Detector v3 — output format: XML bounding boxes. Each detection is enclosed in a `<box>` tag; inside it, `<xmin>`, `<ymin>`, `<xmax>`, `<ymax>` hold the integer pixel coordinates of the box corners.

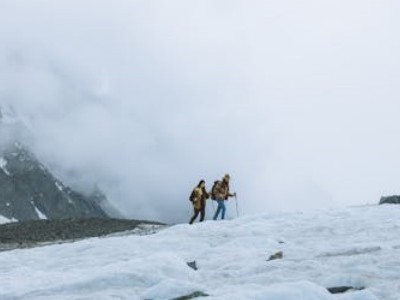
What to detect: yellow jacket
<box><xmin>192</xmin><ymin>187</ymin><xmax>203</xmax><ymax>210</ymax></box>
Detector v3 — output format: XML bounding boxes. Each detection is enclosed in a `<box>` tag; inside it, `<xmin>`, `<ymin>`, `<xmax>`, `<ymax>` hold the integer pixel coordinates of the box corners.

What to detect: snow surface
<box><xmin>0</xmin><ymin>157</ymin><xmax>10</xmax><ymax>176</ymax></box>
<box><xmin>1</xmin><ymin>205</ymin><xmax>400</xmax><ymax>299</ymax></box>
<box><xmin>55</xmin><ymin>182</ymin><xmax>63</xmax><ymax>192</ymax></box>
<box><xmin>0</xmin><ymin>215</ymin><xmax>17</xmax><ymax>224</ymax></box>
<box><xmin>34</xmin><ymin>206</ymin><xmax>48</xmax><ymax>220</ymax></box>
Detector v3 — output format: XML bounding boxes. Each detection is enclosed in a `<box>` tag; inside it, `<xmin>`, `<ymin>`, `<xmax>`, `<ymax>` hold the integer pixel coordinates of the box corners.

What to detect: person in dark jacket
<box><xmin>212</xmin><ymin>174</ymin><xmax>236</xmax><ymax>220</ymax></box>
<box><xmin>189</xmin><ymin>180</ymin><xmax>210</xmax><ymax>224</ymax></box>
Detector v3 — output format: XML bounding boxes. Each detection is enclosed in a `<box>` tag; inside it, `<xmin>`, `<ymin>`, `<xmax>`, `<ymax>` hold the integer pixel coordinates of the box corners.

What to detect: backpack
<box><xmin>211</xmin><ymin>181</ymin><xmax>220</xmax><ymax>200</ymax></box>
<box><xmin>189</xmin><ymin>189</ymin><xmax>196</xmax><ymax>202</ymax></box>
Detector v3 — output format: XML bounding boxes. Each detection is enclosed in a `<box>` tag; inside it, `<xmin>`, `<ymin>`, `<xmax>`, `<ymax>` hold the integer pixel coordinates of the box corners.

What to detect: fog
<box><xmin>1</xmin><ymin>1</ymin><xmax>399</xmax><ymax>223</ymax></box>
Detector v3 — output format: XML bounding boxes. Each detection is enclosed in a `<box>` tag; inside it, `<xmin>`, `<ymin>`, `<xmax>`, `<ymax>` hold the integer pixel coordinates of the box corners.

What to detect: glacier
<box><xmin>0</xmin><ymin>205</ymin><xmax>399</xmax><ymax>299</ymax></box>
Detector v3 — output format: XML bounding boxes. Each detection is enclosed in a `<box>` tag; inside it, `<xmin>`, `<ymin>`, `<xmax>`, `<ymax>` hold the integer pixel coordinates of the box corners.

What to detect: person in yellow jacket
<box><xmin>189</xmin><ymin>180</ymin><xmax>210</xmax><ymax>224</ymax></box>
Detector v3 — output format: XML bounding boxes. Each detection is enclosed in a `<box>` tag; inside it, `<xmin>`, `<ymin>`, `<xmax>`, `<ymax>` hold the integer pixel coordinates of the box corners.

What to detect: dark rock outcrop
<box><xmin>379</xmin><ymin>195</ymin><xmax>400</xmax><ymax>205</ymax></box>
<box><xmin>186</xmin><ymin>261</ymin><xmax>198</xmax><ymax>271</ymax></box>
<box><xmin>327</xmin><ymin>286</ymin><xmax>365</xmax><ymax>294</ymax></box>
<box><xmin>0</xmin><ymin>141</ymin><xmax>111</xmax><ymax>221</ymax></box>
<box><xmin>171</xmin><ymin>291</ymin><xmax>209</xmax><ymax>300</ymax></box>
<box><xmin>0</xmin><ymin>218</ymin><xmax>164</xmax><ymax>247</ymax></box>
<box><xmin>267</xmin><ymin>251</ymin><xmax>283</xmax><ymax>261</ymax></box>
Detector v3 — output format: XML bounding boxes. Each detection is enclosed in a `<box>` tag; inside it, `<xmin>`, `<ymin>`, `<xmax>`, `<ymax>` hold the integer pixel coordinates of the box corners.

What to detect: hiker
<box><xmin>212</xmin><ymin>174</ymin><xmax>236</xmax><ymax>220</ymax></box>
<box><xmin>189</xmin><ymin>180</ymin><xmax>210</xmax><ymax>224</ymax></box>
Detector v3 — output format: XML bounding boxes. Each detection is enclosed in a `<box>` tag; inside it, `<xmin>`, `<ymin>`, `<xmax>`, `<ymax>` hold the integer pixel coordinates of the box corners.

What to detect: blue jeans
<box><xmin>213</xmin><ymin>199</ymin><xmax>226</xmax><ymax>220</ymax></box>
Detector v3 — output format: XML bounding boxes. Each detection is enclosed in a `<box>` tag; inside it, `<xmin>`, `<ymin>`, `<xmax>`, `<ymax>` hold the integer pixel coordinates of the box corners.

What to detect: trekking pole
<box><xmin>234</xmin><ymin>193</ymin><xmax>239</xmax><ymax>217</ymax></box>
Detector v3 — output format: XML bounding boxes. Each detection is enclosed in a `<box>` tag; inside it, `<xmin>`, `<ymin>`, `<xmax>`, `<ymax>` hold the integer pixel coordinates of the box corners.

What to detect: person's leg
<box><xmin>189</xmin><ymin>209</ymin><xmax>200</xmax><ymax>224</ymax></box>
<box><xmin>213</xmin><ymin>200</ymin><xmax>224</xmax><ymax>220</ymax></box>
<box><xmin>213</xmin><ymin>200</ymin><xmax>222</xmax><ymax>220</ymax></box>
<box><xmin>221</xmin><ymin>201</ymin><xmax>226</xmax><ymax>219</ymax></box>
<box><xmin>199</xmin><ymin>204</ymin><xmax>206</xmax><ymax>222</ymax></box>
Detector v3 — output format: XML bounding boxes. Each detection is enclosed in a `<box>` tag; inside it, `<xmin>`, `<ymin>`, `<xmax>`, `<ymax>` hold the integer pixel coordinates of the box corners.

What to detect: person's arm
<box><xmin>226</xmin><ymin>184</ymin><xmax>236</xmax><ymax>199</ymax></box>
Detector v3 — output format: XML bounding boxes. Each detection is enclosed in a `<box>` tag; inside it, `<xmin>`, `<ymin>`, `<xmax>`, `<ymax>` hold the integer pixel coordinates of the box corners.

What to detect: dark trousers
<box><xmin>189</xmin><ymin>204</ymin><xmax>205</xmax><ymax>224</ymax></box>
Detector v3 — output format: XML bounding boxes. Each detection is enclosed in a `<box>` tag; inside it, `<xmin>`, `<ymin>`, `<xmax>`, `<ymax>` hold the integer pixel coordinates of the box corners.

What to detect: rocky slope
<box><xmin>0</xmin><ymin>141</ymin><xmax>111</xmax><ymax>221</ymax></box>
<box><xmin>0</xmin><ymin>104</ymin><xmax>119</xmax><ymax>221</ymax></box>
<box><xmin>0</xmin><ymin>217</ymin><xmax>165</xmax><ymax>250</ymax></box>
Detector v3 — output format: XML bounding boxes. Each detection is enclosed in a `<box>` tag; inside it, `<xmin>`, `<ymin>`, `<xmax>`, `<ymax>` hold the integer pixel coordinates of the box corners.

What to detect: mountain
<box><xmin>0</xmin><ymin>105</ymin><xmax>116</xmax><ymax>222</ymax></box>
<box><xmin>0</xmin><ymin>104</ymin><xmax>18</xmax><ymax>124</ymax></box>
<box><xmin>0</xmin><ymin>141</ymin><xmax>110</xmax><ymax>222</ymax></box>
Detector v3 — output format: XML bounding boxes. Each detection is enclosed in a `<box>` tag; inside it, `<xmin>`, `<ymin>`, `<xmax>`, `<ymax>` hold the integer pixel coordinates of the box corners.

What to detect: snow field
<box><xmin>0</xmin><ymin>205</ymin><xmax>399</xmax><ymax>299</ymax></box>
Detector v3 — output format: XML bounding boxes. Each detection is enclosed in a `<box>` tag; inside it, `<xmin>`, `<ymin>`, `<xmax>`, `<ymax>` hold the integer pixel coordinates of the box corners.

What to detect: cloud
<box><xmin>1</xmin><ymin>0</ymin><xmax>400</xmax><ymax>223</ymax></box>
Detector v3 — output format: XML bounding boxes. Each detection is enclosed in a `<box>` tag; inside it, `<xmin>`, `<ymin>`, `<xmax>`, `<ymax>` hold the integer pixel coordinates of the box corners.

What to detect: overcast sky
<box><xmin>1</xmin><ymin>0</ymin><xmax>399</xmax><ymax>223</ymax></box>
